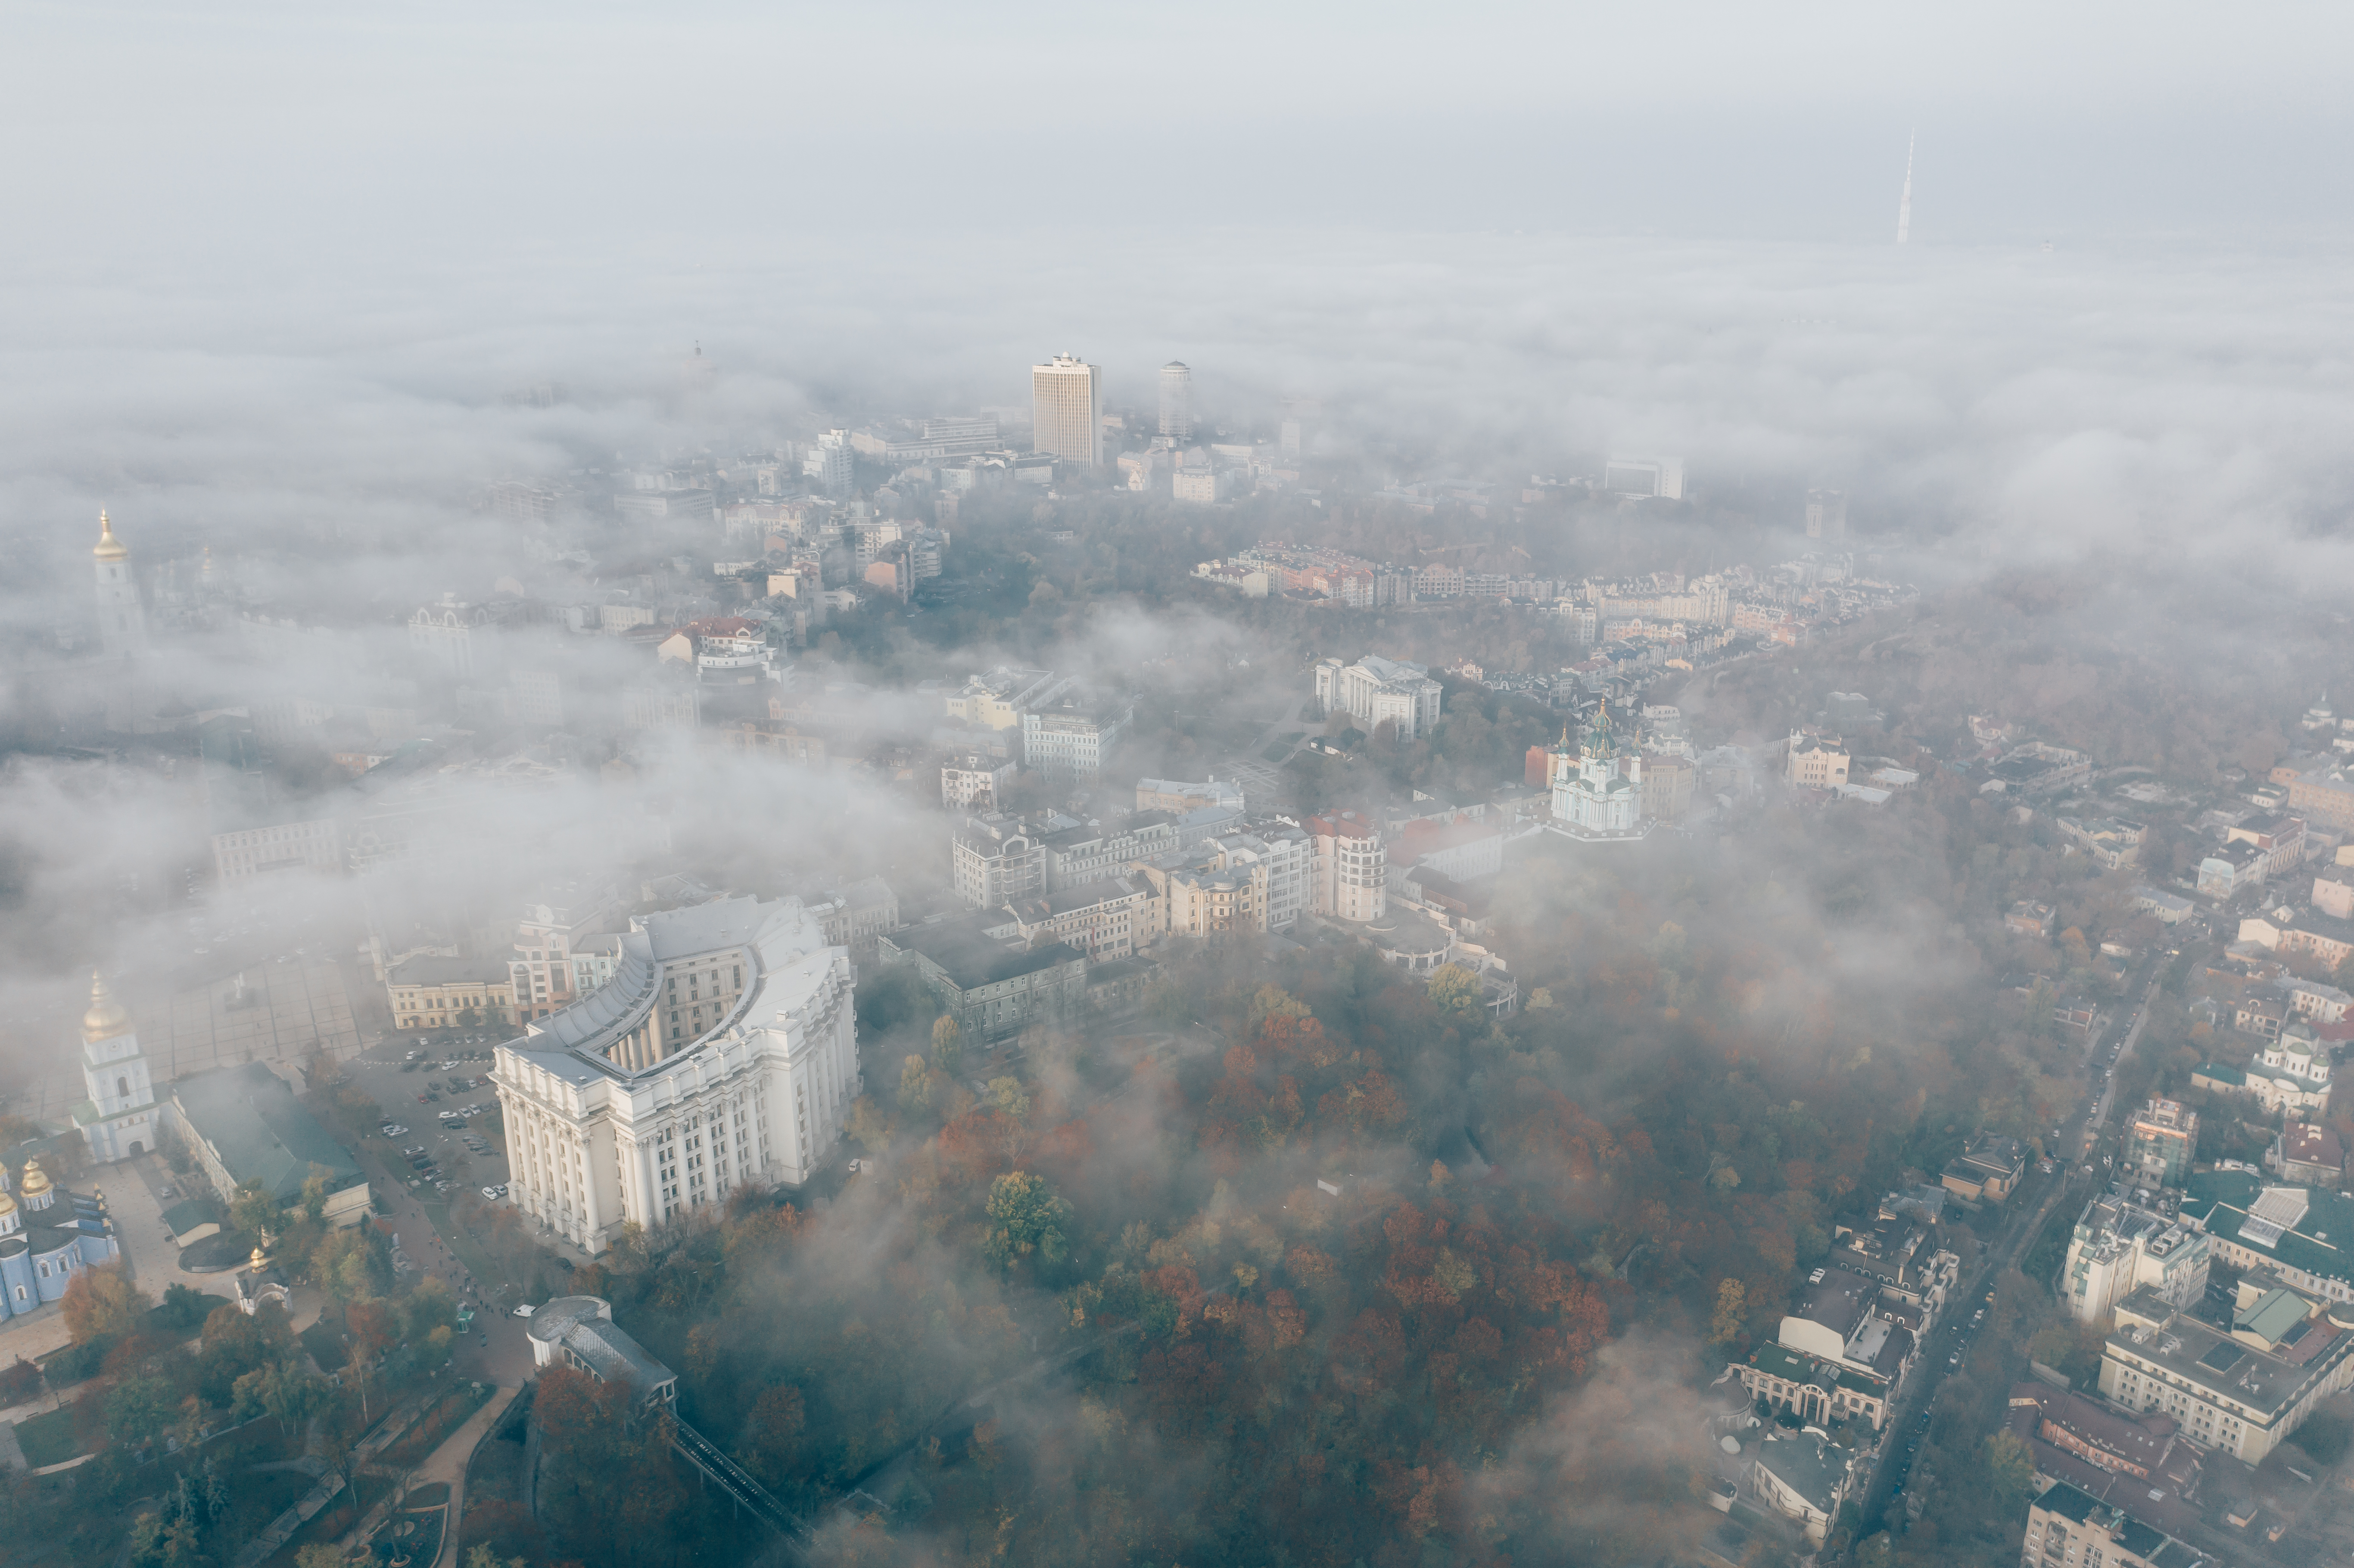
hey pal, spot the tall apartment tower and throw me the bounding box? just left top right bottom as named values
left=1804, top=489, right=1847, bottom=541
left=1032, top=353, right=1102, bottom=468
left=1158, top=361, right=1193, bottom=442
left=93, top=512, right=145, bottom=656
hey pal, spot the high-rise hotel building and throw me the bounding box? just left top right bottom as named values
left=1158, top=361, right=1193, bottom=442
left=492, top=896, right=859, bottom=1251
left=1032, top=353, right=1102, bottom=468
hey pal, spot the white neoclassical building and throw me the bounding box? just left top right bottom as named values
left=492, top=896, right=858, bottom=1252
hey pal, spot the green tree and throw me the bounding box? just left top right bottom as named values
left=1425, top=963, right=1484, bottom=1023
left=230, top=1180, right=280, bottom=1242
left=897, top=1054, right=937, bottom=1114
left=1984, top=1428, right=2036, bottom=1515
left=233, top=1360, right=329, bottom=1437
left=400, top=1275, right=459, bottom=1344
left=1248, top=984, right=1312, bottom=1034
left=983, top=1171, right=1070, bottom=1270
left=106, top=1374, right=176, bottom=1449
left=985, top=1076, right=1031, bottom=1122
left=300, top=1171, right=330, bottom=1223
left=931, top=1014, right=963, bottom=1076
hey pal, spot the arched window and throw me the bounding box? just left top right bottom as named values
left=117, top=1076, right=129, bottom=1099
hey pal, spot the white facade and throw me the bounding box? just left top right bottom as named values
left=1032, top=353, right=1102, bottom=468
left=409, top=594, right=503, bottom=679
left=1021, top=691, right=1134, bottom=787
left=73, top=972, right=160, bottom=1164
left=1158, top=361, right=1193, bottom=441
left=1307, top=811, right=1386, bottom=923
left=2061, top=1195, right=2211, bottom=1324
left=1602, top=454, right=1685, bottom=500
left=93, top=512, right=145, bottom=657
left=1313, top=654, right=1442, bottom=742
left=804, top=429, right=853, bottom=497
left=1549, top=709, right=1648, bottom=840
left=492, top=896, right=859, bottom=1251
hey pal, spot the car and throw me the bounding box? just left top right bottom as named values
left=482, top=1185, right=503, bottom=1200
left=512, top=1303, right=535, bottom=1318
left=402, top=1145, right=426, bottom=1156
left=158, top=1185, right=176, bottom=1201
left=381, top=1124, right=408, bottom=1136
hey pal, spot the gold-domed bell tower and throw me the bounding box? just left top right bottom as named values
left=75, top=969, right=159, bottom=1164
left=93, top=511, right=146, bottom=657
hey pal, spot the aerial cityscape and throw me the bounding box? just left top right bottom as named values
left=3, top=6, right=2352, bottom=1568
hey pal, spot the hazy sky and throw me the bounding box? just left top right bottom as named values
left=6, top=3, right=2353, bottom=600
left=7, top=1, right=2349, bottom=264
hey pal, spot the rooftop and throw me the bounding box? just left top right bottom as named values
left=2032, top=1481, right=2209, bottom=1568
left=2106, top=1284, right=2349, bottom=1419
left=527, top=1295, right=676, bottom=1396
left=882, top=918, right=1082, bottom=991
left=171, top=1061, right=364, bottom=1205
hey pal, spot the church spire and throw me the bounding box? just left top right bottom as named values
left=82, top=969, right=131, bottom=1043
left=93, top=510, right=128, bottom=562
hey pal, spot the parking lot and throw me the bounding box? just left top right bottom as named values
left=340, top=1034, right=513, bottom=1210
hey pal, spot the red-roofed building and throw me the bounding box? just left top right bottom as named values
left=659, top=617, right=782, bottom=684
left=1392, top=815, right=1503, bottom=881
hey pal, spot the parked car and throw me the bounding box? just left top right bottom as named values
left=512, top=1303, right=535, bottom=1318
left=380, top=1124, right=408, bottom=1137
left=481, top=1185, right=503, bottom=1200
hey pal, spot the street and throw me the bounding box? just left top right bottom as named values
left=1859, top=961, right=2166, bottom=1528
left=335, top=1036, right=536, bottom=1387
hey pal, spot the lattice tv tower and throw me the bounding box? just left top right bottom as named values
left=1896, top=132, right=1915, bottom=245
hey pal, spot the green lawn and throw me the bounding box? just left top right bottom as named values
left=13, top=1404, right=84, bottom=1467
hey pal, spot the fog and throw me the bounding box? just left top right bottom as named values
left=4, top=5, right=2352, bottom=1563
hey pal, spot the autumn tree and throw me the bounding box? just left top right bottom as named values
left=61, top=1261, right=149, bottom=1344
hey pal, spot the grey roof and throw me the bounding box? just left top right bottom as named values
left=882, top=919, right=1082, bottom=991
left=1797, top=1269, right=1877, bottom=1339
left=504, top=895, right=841, bottom=1083
left=170, top=1062, right=363, bottom=1204
left=1752, top=1432, right=1852, bottom=1514
left=529, top=1295, right=675, bottom=1394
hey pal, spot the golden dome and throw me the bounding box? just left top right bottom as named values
left=93, top=510, right=128, bottom=562
left=0, top=1190, right=16, bottom=1218
left=19, top=1160, right=51, bottom=1195
left=82, top=970, right=131, bottom=1042
left=249, top=1245, right=268, bottom=1272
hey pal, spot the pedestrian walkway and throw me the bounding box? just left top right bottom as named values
left=230, top=1391, right=429, bottom=1567
left=338, top=1385, right=518, bottom=1568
